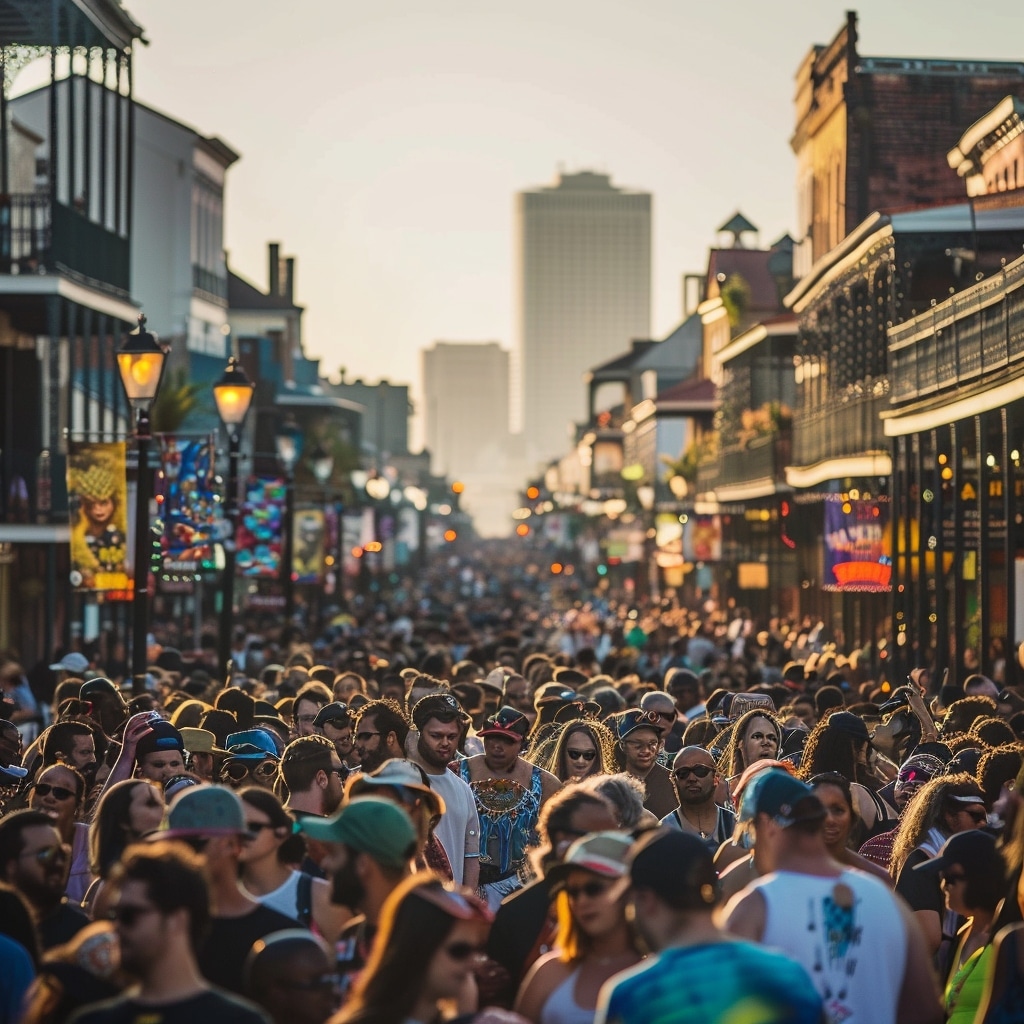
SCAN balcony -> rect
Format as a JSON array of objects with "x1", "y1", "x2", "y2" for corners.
[
  {"x1": 889, "y1": 257, "x2": 1024, "y2": 404},
  {"x1": 791, "y1": 387, "x2": 890, "y2": 469},
  {"x1": 0, "y1": 194, "x2": 129, "y2": 295},
  {"x1": 193, "y1": 263, "x2": 228, "y2": 302},
  {"x1": 695, "y1": 430, "x2": 792, "y2": 497}
]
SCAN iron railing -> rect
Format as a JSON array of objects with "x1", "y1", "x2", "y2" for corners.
[{"x1": 791, "y1": 388, "x2": 890, "y2": 467}]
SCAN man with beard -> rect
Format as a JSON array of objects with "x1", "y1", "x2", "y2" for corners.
[
  {"x1": 660, "y1": 746, "x2": 735, "y2": 852},
  {"x1": 351, "y1": 698, "x2": 408, "y2": 772},
  {"x1": 312, "y1": 701, "x2": 354, "y2": 765},
  {"x1": 408, "y1": 693, "x2": 480, "y2": 887},
  {"x1": 41, "y1": 721, "x2": 99, "y2": 782},
  {"x1": 299, "y1": 796, "x2": 417, "y2": 1004},
  {"x1": 70, "y1": 841, "x2": 270, "y2": 1024},
  {"x1": 162, "y1": 786, "x2": 298, "y2": 995},
  {"x1": 459, "y1": 706, "x2": 561, "y2": 910},
  {"x1": 0, "y1": 808, "x2": 87, "y2": 949},
  {"x1": 612, "y1": 710, "x2": 677, "y2": 819}
]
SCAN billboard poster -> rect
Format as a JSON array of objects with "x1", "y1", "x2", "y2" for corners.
[
  {"x1": 67, "y1": 442, "x2": 129, "y2": 591},
  {"x1": 292, "y1": 506, "x2": 326, "y2": 584},
  {"x1": 823, "y1": 495, "x2": 892, "y2": 592},
  {"x1": 682, "y1": 515, "x2": 722, "y2": 562},
  {"x1": 157, "y1": 435, "x2": 217, "y2": 573},
  {"x1": 236, "y1": 477, "x2": 285, "y2": 578}
]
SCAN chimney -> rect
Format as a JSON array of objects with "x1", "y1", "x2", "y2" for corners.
[
  {"x1": 268, "y1": 242, "x2": 280, "y2": 295},
  {"x1": 284, "y1": 257, "x2": 295, "y2": 302}
]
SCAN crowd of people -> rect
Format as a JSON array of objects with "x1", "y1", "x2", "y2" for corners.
[{"x1": 0, "y1": 591, "x2": 1023, "y2": 1024}]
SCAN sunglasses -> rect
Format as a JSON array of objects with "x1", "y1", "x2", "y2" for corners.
[
  {"x1": 674, "y1": 764, "x2": 714, "y2": 780},
  {"x1": 34, "y1": 783, "x2": 77, "y2": 801},
  {"x1": 245, "y1": 821, "x2": 279, "y2": 837},
  {"x1": 567, "y1": 749, "x2": 597, "y2": 762},
  {"x1": 354, "y1": 731, "x2": 381, "y2": 743},
  {"x1": 109, "y1": 904, "x2": 159, "y2": 927},
  {"x1": 564, "y1": 880, "x2": 612, "y2": 901},
  {"x1": 21, "y1": 844, "x2": 68, "y2": 867},
  {"x1": 443, "y1": 941, "x2": 486, "y2": 962},
  {"x1": 220, "y1": 759, "x2": 278, "y2": 782},
  {"x1": 324, "y1": 718, "x2": 351, "y2": 730},
  {"x1": 963, "y1": 809, "x2": 987, "y2": 825}
]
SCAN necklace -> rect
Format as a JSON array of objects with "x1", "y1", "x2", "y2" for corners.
[{"x1": 678, "y1": 805, "x2": 713, "y2": 839}]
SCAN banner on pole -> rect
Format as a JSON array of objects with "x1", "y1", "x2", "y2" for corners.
[
  {"x1": 236, "y1": 477, "x2": 285, "y2": 578},
  {"x1": 67, "y1": 442, "x2": 129, "y2": 591},
  {"x1": 156, "y1": 435, "x2": 217, "y2": 574},
  {"x1": 823, "y1": 495, "x2": 892, "y2": 592},
  {"x1": 292, "y1": 506, "x2": 326, "y2": 584}
]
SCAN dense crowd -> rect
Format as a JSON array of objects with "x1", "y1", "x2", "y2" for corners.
[{"x1": 0, "y1": 588, "x2": 1023, "y2": 1024}]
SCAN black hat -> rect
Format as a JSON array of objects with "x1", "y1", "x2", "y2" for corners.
[
  {"x1": 622, "y1": 829, "x2": 719, "y2": 910},
  {"x1": 155, "y1": 648, "x2": 185, "y2": 674},
  {"x1": 135, "y1": 720, "x2": 185, "y2": 760},
  {"x1": 80, "y1": 677, "x2": 126, "y2": 705},
  {"x1": 912, "y1": 829, "x2": 1002, "y2": 878},
  {"x1": 413, "y1": 692, "x2": 470, "y2": 731},
  {"x1": 313, "y1": 701, "x2": 351, "y2": 728},
  {"x1": 826, "y1": 711, "x2": 871, "y2": 744}
]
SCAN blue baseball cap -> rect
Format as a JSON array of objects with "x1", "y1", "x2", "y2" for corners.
[{"x1": 225, "y1": 728, "x2": 280, "y2": 761}]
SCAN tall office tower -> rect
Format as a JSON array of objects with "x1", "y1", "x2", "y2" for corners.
[
  {"x1": 515, "y1": 170, "x2": 651, "y2": 465},
  {"x1": 422, "y1": 341, "x2": 517, "y2": 536}
]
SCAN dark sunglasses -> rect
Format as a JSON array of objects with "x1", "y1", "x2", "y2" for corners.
[
  {"x1": 109, "y1": 904, "x2": 158, "y2": 927},
  {"x1": 567, "y1": 749, "x2": 597, "y2": 761},
  {"x1": 245, "y1": 822, "x2": 279, "y2": 837},
  {"x1": 220, "y1": 759, "x2": 278, "y2": 782},
  {"x1": 443, "y1": 941, "x2": 486, "y2": 962},
  {"x1": 34, "y1": 783, "x2": 77, "y2": 801},
  {"x1": 22, "y1": 844, "x2": 68, "y2": 867},
  {"x1": 324, "y1": 718, "x2": 351, "y2": 730},
  {"x1": 564, "y1": 880, "x2": 612, "y2": 901},
  {"x1": 674, "y1": 765, "x2": 714, "y2": 780}
]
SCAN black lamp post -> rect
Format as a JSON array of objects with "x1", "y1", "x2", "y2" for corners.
[
  {"x1": 116, "y1": 314, "x2": 166, "y2": 695},
  {"x1": 213, "y1": 356, "x2": 254, "y2": 683},
  {"x1": 275, "y1": 417, "x2": 301, "y2": 626}
]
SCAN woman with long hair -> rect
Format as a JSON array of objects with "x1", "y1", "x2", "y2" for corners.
[
  {"x1": 27, "y1": 763, "x2": 89, "y2": 904},
  {"x1": 83, "y1": 779, "x2": 164, "y2": 918},
  {"x1": 808, "y1": 773, "x2": 892, "y2": 885},
  {"x1": 515, "y1": 832, "x2": 641, "y2": 1024},
  {"x1": 332, "y1": 873, "x2": 493, "y2": 1024},
  {"x1": 890, "y1": 773, "x2": 988, "y2": 958},
  {"x1": 546, "y1": 721, "x2": 616, "y2": 784},
  {"x1": 238, "y1": 787, "x2": 349, "y2": 942},
  {"x1": 717, "y1": 709, "x2": 782, "y2": 781}
]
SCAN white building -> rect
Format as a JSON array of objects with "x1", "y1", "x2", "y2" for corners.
[
  {"x1": 421, "y1": 340, "x2": 519, "y2": 537},
  {"x1": 516, "y1": 170, "x2": 651, "y2": 467}
]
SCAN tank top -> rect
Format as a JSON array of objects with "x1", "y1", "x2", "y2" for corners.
[
  {"x1": 539, "y1": 968, "x2": 591, "y2": 1024},
  {"x1": 258, "y1": 870, "x2": 302, "y2": 920},
  {"x1": 459, "y1": 761, "x2": 543, "y2": 875},
  {"x1": 754, "y1": 868, "x2": 906, "y2": 1024}
]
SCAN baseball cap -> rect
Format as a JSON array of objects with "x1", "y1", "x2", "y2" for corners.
[
  {"x1": 612, "y1": 709, "x2": 663, "y2": 742},
  {"x1": 622, "y1": 829, "x2": 719, "y2": 910},
  {"x1": 224, "y1": 729, "x2": 280, "y2": 761},
  {"x1": 135, "y1": 721, "x2": 185, "y2": 760},
  {"x1": 737, "y1": 768, "x2": 825, "y2": 828},
  {"x1": 825, "y1": 711, "x2": 871, "y2": 744},
  {"x1": 412, "y1": 693, "x2": 469, "y2": 731},
  {"x1": 345, "y1": 758, "x2": 446, "y2": 818},
  {"x1": 163, "y1": 784, "x2": 246, "y2": 838},
  {"x1": 913, "y1": 829, "x2": 1004, "y2": 878},
  {"x1": 313, "y1": 702, "x2": 351, "y2": 728},
  {"x1": 80, "y1": 677, "x2": 126, "y2": 705},
  {"x1": 50, "y1": 653, "x2": 89, "y2": 674},
  {"x1": 478, "y1": 706, "x2": 529, "y2": 741},
  {"x1": 547, "y1": 831, "x2": 633, "y2": 888},
  {"x1": 298, "y1": 796, "x2": 417, "y2": 869}
]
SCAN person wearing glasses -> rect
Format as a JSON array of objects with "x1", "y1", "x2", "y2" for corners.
[
  {"x1": 237, "y1": 787, "x2": 349, "y2": 943},
  {"x1": 351, "y1": 699, "x2": 410, "y2": 774},
  {"x1": 218, "y1": 729, "x2": 282, "y2": 791},
  {"x1": 27, "y1": 763, "x2": 90, "y2": 904},
  {"x1": 611, "y1": 710, "x2": 676, "y2": 820},
  {"x1": 548, "y1": 721, "x2": 615, "y2": 784},
  {"x1": 912, "y1": 829, "x2": 1006, "y2": 1024},
  {"x1": 515, "y1": 832, "x2": 641, "y2": 1024},
  {"x1": 312, "y1": 701, "x2": 355, "y2": 765},
  {"x1": 71, "y1": 841, "x2": 271, "y2": 1024},
  {"x1": 293, "y1": 683, "x2": 332, "y2": 739},
  {"x1": 333, "y1": 873, "x2": 494, "y2": 1024},
  {"x1": 891, "y1": 774, "x2": 990, "y2": 961},
  {"x1": 0, "y1": 809, "x2": 87, "y2": 950},
  {"x1": 661, "y1": 747, "x2": 735, "y2": 852},
  {"x1": 244, "y1": 930, "x2": 336, "y2": 1024}
]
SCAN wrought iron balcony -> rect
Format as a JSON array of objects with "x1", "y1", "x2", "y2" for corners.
[
  {"x1": 0, "y1": 194, "x2": 129, "y2": 294},
  {"x1": 695, "y1": 430, "x2": 792, "y2": 495},
  {"x1": 791, "y1": 387, "x2": 890, "y2": 468}
]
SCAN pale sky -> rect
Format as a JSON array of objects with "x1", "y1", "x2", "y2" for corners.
[{"x1": 118, "y1": 1, "x2": 1022, "y2": 416}]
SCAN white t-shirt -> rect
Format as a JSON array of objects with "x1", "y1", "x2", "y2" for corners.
[{"x1": 420, "y1": 764, "x2": 480, "y2": 885}]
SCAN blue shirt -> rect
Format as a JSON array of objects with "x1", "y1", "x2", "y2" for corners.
[{"x1": 596, "y1": 939, "x2": 824, "y2": 1024}]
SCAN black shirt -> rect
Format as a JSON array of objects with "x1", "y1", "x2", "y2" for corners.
[
  {"x1": 39, "y1": 899, "x2": 90, "y2": 951},
  {"x1": 70, "y1": 988, "x2": 271, "y2": 1024},
  {"x1": 197, "y1": 904, "x2": 300, "y2": 995}
]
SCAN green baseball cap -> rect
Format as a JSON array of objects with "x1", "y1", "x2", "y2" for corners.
[{"x1": 298, "y1": 796, "x2": 417, "y2": 870}]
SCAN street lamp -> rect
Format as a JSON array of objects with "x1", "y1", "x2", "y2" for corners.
[
  {"x1": 636, "y1": 483, "x2": 657, "y2": 602},
  {"x1": 116, "y1": 314, "x2": 166, "y2": 695},
  {"x1": 213, "y1": 356, "x2": 254, "y2": 683},
  {"x1": 275, "y1": 417, "x2": 302, "y2": 626},
  {"x1": 311, "y1": 442, "x2": 334, "y2": 490}
]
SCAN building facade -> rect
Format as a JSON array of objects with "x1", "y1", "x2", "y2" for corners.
[{"x1": 516, "y1": 170, "x2": 651, "y2": 467}]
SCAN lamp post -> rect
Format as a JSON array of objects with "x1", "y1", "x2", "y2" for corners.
[
  {"x1": 116, "y1": 314, "x2": 166, "y2": 695},
  {"x1": 213, "y1": 356, "x2": 254, "y2": 684},
  {"x1": 310, "y1": 442, "x2": 333, "y2": 625},
  {"x1": 275, "y1": 417, "x2": 301, "y2": 626}
]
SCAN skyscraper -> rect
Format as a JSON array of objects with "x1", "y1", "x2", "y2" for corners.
[{"x1": 516, "y1": 170, "x2": 651, "y2": 466}]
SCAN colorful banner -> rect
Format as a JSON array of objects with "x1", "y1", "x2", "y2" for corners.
[
  {"x1": 236, "y1": 477, "x2": 285, "y2": 578},
  {"x1": 67, "y1": 441, "x2": 129, "y2": 591},
  {"x1": 823, "y1": 496, "x2": 892, "y2": 592},
  {"x1": 683, "y1": 515, "x2": 722, "y2": 562},
  {"x1": 292, "y1": 506, "x2": 326, "y2": 584},
  {"x1": 157, "y1": 436, "x2": 217, "y2": 573}
]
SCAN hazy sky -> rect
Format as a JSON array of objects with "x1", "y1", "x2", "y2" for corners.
[{"x1": 121, "y1": 1, "x2": 1020, "y2": 411}]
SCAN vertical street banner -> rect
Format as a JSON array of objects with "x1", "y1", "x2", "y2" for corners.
[
  {"x1": 823, "y1": 495, "x2": 892, "y2": 591},
  {"x1": 67, "y1": 441, "x2": 129, "y2": 591},
  {"x1": 236, "y1": 477, "x2": 286, "y2": 578},
  {"x1": 157, "y1": 436, "x2": 217, "y2": 574},
  {"x1": 292, "y1": 506, "x2": 326, "y2": 584}
]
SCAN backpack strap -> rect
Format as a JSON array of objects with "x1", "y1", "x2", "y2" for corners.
[{"x1": 296, "y1": 871, "x2": 314, "y2": 927}]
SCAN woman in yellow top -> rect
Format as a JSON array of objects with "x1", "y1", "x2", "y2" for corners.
[{"x1": 912, "y1": 828, "x2": 1006, "y2": 1024}]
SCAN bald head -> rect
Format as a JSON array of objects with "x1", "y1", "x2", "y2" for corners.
[{"x1": 673, "y1": 745, "x2": 716, "y2": 769}]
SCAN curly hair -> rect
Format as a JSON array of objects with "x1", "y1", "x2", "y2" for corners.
[
  {"x1": 977, "y1": 743, "x2": 1024, "y2": 805},
  {"x1": 798, "y1": 718, "x2": 865, "y2": 785},
  {"x1": 717, "y1": 709, "x2": 782, "y2": 778},
  {"x1": 969, "y1": 716, "x2": 1017, "y2": 748},
  {"x1": 354, "y1": 698, "x2": 410, "y2": 748},
  {"x1": 545, "y1": 720, "x2": 617, "y2": 782},
  {"x1": 889, "y1": 772, "x2": 985, "y2": 876}
]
